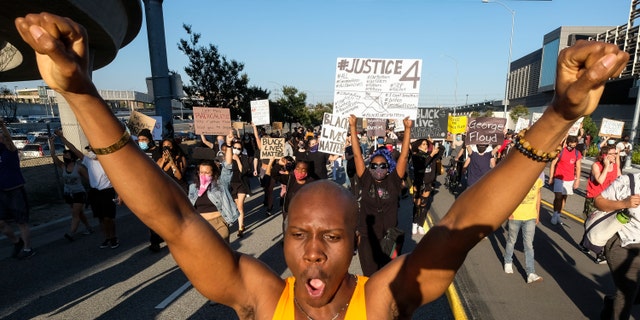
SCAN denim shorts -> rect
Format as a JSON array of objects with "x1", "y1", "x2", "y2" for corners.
[{"x1": 0, "y1": 186, "x2": 30, "y2": 224}]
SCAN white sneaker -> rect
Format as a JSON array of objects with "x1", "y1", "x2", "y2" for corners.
[
  {"x1": 504, "y1": 263, "x2": 513, "y2": 274},
  {"x1": 550, "y1": 212, "x2": 559, "y2": 225},
  {"x1": 412, "y1": 223, "x2": 418, "y2": 235},
  {"x1": 417, "y1": 226, "x2": 426, "y2": 235},
  {"x1": 527, "y1": 273, "x2": 543, "y2": 283}
]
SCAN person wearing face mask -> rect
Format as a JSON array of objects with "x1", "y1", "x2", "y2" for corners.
[
  {"x1": 349, "y1": 114, "x2": 413, "y2": 276},
  {"x1": 297, "y1": 137, "x2": 335, "y2": 180},
  {"x1": 463, "y1": 144, "x2": 496, "y2": 188},
  {"x1": 230, "y1": 139, "x2": 251, "y2": 237},
  {"x1": 273, "y1": 160, "x2": 315, "y2": 234},
  {"x1": 411, "y1": 139, "x2": 441, "y2": 235},
  {"x1": 136, "y1": 128, "x2": 160, "y2": 161},
  {"x1": 187, "y1": 131, "x2": 239, "y2": 243},
  {"x1": 56, "y1": 130, "x2": 121, "y2": 249},
  {"x1": 49, "y1": 143, "x2": 93, "y2": 242},
  {"x1": 548, "y1": 135, "x2": 582, "y2": 225}
]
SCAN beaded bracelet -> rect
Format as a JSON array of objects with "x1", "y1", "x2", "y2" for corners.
[
  {"x1": 513, "y1": 129, "x2": 562, "y2": 163},
  {"x1": 90, "y1": 130, "x2": 131, "y2": 155}
]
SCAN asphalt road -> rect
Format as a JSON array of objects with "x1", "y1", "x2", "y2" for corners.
[{"x1": 2, "y1": 152, "x2": 638, "y2": 319}]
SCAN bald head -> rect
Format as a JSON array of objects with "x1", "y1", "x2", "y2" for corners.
[{"x1": 287, "y1": 180, "x2": 358, "y2": 232}]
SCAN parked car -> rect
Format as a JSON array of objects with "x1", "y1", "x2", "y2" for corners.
[
  {"x1": 11, "y1": 135, "x2": 30, "y2": 150},
  {"x1": 20, "y1": 143, "x2": 65, "y2": 158}
]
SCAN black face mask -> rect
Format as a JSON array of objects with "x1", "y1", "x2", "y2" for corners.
[{"x1": 63, "y1": 158, "x2": 74, "y2": 165}]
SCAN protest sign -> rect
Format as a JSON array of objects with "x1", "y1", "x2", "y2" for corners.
[
  {"x1": 514, "y1": 117, "x2": 530, "y2": 133},
  {"x1": 318, "y1": 113, "x2": 350, "y2": 155},
  {"x1": 193, "y1": 107, "x2": 232, "y2": 135},
  {"x1": 448, "y1": 115, "x2": 468, "y2": 135},
  {"x1": 127, "y1": 111, "x2": 156, "y2": 136},
  {"x1": 333, "y1": 58, "x2": 422, "y2": 119},
  {"x1": 465, "y1": 117, "x2": 507, "y2": 145},
  {"x1": 568, "y1": 117, "x2": 584, "y2": 136},
  {"x1": 411, "y1": 108, "x2": 447, "y2": 139},
  {"x1": 531, "y1": 112, "x2": 543, "y2": 124},
  {"x1": 599, "y1": 118, "x2": 624, "y2": 138},
  {"x1": 366, "y1": 118, "x2": 387, "y2": 138},
  {"x1": 250, "y1": 99, "x2": 270, "y2": 126},
  {"x1": 232, "y1": 121, "x2": 245, "y2": 130},
  {"x1": 260, "y1": 138, "x2": 285, "y2": 159},
  {"x1": 272, "y1": 122, "x2": 283, "y2": 130}
]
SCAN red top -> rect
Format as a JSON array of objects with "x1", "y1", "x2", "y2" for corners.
[
  {"x1": 586, "y1": 161, "x2": 619, "y2": 198},
  {"x1": 553, "y1": 147, "x2": 582, "y2": 181}
]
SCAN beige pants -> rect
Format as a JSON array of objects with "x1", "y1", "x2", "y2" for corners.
[{"x1": 201, "y1": 214, "x2": 229, "y2": 243}]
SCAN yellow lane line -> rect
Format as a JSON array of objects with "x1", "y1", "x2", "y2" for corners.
[
  {"x1": 540, "y1": 199, "x2": 585, "y2": 224},
  {"x1": 423, "y1": 213, "x2": 469, "y2": 320}
]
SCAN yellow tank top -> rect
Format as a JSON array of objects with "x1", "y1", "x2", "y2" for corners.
[{"x1": 272, "y1": 275, "x2": 368, "y2": 319}]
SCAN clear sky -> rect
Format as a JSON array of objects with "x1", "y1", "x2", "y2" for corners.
[{"x1": 5, "y1": 0, "x2": 632, "y2": 107}]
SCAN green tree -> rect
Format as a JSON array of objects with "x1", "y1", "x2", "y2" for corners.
[
  {"x1": 178, "y1": 24, "x2": 250, "y2": 119},
  {"x1": 509, "y1": 105, "x2": 529, "y2": 122},
  {"x1": 470, "y1": 111, "x2": 480, "y2": 118},
  {"x1": 0, "y1": 86, "x2": 17, "y2": 120},
  {"x1": 276, "y1": 86, "x2": 308, "y2": 127},
  {"x1": 581, "y1": 115, "x2": 598, "y2": 138},
  {"x1": 483, "y1": 110, "x2": 494, "y2": 118},
  {"x1": 307, "y1": 102, "x2": 333, "y2": 127}
]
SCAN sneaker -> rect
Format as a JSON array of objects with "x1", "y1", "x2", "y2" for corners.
[
  {"x1": 550, "y1": 212, "x2": 560, "y2": 225},
  {"x1": 110, "y1": 238, "x2": 120, "y2": 249},
  {"x1": 595, "y1": 254, "x2": 607, "y2": 265},
  {"x1": 527, "y1": 273, "x2": 543, "y2": 283},
  {"x1": 99, "y1": 239, "x2": 110, "y2": 249},
  {"x1": 12, "y1": 238, "x2": 24, "y2": 258},
  {"x1": 16, "y1": 249, "x2": 36, "y2": 260},
  {"x1": 417, "y1": 226, "x2": 426, "y2": 235},
  {"x1": 580, "y1": 245, "x2": 590, "y2": 253},
  {"x1": 412, "y1": 223, "x2": 418, "y2": 235},
  {"x1": 504, "y1": 263, "x2": 514, "y2": 274},
  {"x1": 64, "y1": 233, "x2": 75, "y2": 242}
]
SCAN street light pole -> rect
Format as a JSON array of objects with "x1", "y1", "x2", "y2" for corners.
[{"x1": 482, "y1": 0, "x2": 515, "y2": 120}]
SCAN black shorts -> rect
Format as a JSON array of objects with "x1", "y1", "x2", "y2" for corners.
[
  {"x1": 64, "y1": 192, "x2": 87, "y2": 205},
  {"x1": 0, "y1": 186, "x2": 29, "y2": 224},
  {"x1": 88, "y1": 188, "x2": 117, "y2": 219},
  {"x1": 230, "y1": 182, "x2": 249, "y2": 199}
]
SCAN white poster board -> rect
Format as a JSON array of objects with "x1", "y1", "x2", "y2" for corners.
[
  {"x1": 333, "y1": 58, "x2": 422, "y2": 119},
  {"x1": 318, "y1": 113, "x2": 349, "y2": 155},
  {"x1": 599, "y1": 118, "x2": 624, "y2": 138},
  {"x1": 250, "y1": 99, "x2": 270, "y2": 126},
  {"x1": 514, "y1": 117, "x2": 530, "y2": 133},
  {"x1": 530, "y1": 112, "x2": 543, "y2": 125},
  {"x1": 568, "y1": 117, "x2": 584, "y2": 136},
  {"x1": 193, "y1": 107, "x2": 232, "y2": 135}
]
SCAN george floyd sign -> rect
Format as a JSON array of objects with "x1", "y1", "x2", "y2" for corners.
[{"x1": 465, "y1": 117, "x2": 506, "y2": 145}]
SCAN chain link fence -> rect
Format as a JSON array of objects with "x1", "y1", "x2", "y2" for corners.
[{"x1": 8, "y1": 121, "x2": 65, "y2": 207}]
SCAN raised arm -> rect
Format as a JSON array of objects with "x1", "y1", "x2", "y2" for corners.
[
  {"x1": 48, "y1": 135, "x2": 64, "y2": 168},
  {"x1": 55, "y1": 129, "x2": 84, "y2": 160},
  {"x1": 394, "y1": 117, "x2": 413, "y2": 179},
  {"x1": 349, "y1": 115, "x2": 366, "y2": 177},
  {"x1": 200, "y1": 134, "x2": 214, "y2": 149},
  {"x1": 370, "y1": 40, "x2": 630, "y2": 311},
  {"x1": 15, "y1": 12, "x2": 281, "y2": 311},
  {"x1": 251, "y1": 122, "x2": 262, "y2": 150}
]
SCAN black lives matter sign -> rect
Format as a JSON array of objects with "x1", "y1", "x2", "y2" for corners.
[{"x1": 411, "y1": 108, "x2": 447, "y2": 139}]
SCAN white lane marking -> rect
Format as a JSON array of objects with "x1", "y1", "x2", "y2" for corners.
[{"x1": 155, "y1": 281, "x2": 192, "y2": 309}]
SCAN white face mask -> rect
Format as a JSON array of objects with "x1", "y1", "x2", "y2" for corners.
[{"x1": 232, "y1": 149, "x2": 242, "y2": 155}]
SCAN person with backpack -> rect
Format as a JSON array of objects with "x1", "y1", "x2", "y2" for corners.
[
  {"x1": 548, "y1": 135, "x2": 582, "y2": 225},
  {"x1": 580, "y1": 145, "x2": 621, "y2": 263}
]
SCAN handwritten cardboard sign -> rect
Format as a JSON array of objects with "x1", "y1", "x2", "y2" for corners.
[
  {"x1": 599, "y1": 118, "x2": 624, "y2": 138},
  {"x1": 366, "y1": 118, "x2": 387, "y2": 138},
  {"x1": 250, "y1": 99, "x2": 270, "y2": 126},
  {"x1": 318, "y1": 113, "x2": 349, "y2": 156},
  {"x1": 272, "y1": 122, "x2": 283, "y2": 130},
  {"x1": 232, "y1": 121, "x2": 245, "y2": 130},
  {"x1": 127, "y1": 111, "x2": 156, "y2": 136},
  {"x1": 448, "y1": 115, "x2": 468, "y2": 135},
  {"x1": 260, "y1": 137, "x2": 285, "y2": 159},
  {"x1": 410, "y1": 108, "x2": 447, "y2": 139},
  {"x1": 333, "y1": 58, "x2": 422, "y2": 119},
  {"x1": 568, "y1": 117, "x2": 584, "y2": 136},
  {"x1": 465, "y1": 117, "x2": 507, "y2": 145},
  {"x1": 193, "y1": 107, "x2": 232, "y2": 135}
]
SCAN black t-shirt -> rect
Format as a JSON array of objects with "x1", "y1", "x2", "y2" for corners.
[
  {"x1": 283, "y1": 176, "x2": 315, "y2": 213},
  {"x1": 345, "y1": 146, "x2": 356, "y2": 177},
  {"x1": 299, "y1": 151, "x2": 329, "y2": 180},
  {"x1": 358, "y1": 169, "x2": 402, "y2": 236}
]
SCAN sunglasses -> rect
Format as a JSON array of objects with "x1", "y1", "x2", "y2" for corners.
[{"x1": 370, "y1": 163, "x2": 389, "y2": 170}]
